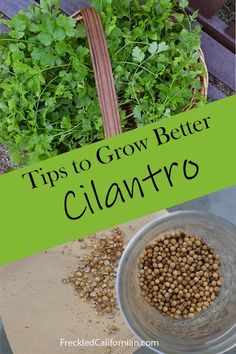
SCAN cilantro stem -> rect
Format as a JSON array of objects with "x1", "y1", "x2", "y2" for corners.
[
  {"x1": 52, "y1": 122, "x2": 82, "y2": 138},
  {"x1": 41, "y1": 63, "x2": 71, "y2": 73},
  {"x1": 0, "y1": 38, "x2": 37, "y2": 43},
  {"x1": 118, "y1": 61, "x2": 156, "y2": 76},
  {"x1": 116, "y1": 40, "x2": 150, "y2": 55},
  {"x1": 182, "y1": 8, "x2": 193, "y2": 32}
]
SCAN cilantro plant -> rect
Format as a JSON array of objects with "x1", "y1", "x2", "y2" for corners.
[
  {"x1": 97, "y1": 0, "x2": 205, "y2": 125},
  {"x1": 0, "y1": 0, "x2": 101, "y2": 164},
  {"x1": 0, "y1": 0, "x2": 205, "y2": 165}
]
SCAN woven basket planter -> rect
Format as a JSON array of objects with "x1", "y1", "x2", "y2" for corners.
[{"x1": 73, "y1": 8, "x2": 208, "y2": 138}]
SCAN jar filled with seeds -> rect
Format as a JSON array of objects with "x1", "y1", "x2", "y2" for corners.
[{"x1": 117, "y1": 212, "x2": 236, "y2": 354}]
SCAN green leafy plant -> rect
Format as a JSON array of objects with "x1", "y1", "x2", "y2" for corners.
[{"x1": 0, "y1": 0, "x2": 205, "y2": 165}]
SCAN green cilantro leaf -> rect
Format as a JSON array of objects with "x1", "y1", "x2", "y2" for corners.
[
  {"x1": 157, "y1": 42, "x2": 169, "y2": 53},
  {"x1": 179, "y1": 0, "x2": 189, "y2": 9},
  {"x1": 37, "y1": 32, "x2": 53, "y2": 46},
  {"x1": 148, "y1": 41, "x2": 158, "y2": 54},
  {"x1": 132, "y1": 46, "x2": 145, "y2": 62}
]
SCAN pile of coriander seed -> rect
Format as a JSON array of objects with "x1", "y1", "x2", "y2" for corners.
[
  {"x1": 63, "y1": 228, "x2": 125, "y2": 316},
  {"x1": 138, "y1": 231, "x2": 222, "y2": 320}
]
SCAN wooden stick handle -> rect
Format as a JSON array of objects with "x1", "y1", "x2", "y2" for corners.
[{"x1": 73, "y1": 8, "x2": 122, "y2": 138}]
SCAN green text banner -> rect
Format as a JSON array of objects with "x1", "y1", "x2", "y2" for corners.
[{"x1": 0, "y1": 95, "x2": 236, "y2": 264}]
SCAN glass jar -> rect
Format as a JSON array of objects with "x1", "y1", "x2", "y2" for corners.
[{"x1": 116, "y1": 211, "x2": 236, "y2": 354}]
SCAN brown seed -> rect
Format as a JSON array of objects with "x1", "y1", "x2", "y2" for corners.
[{"x1": 188, "y1": 313, "x2": 196, "y2": 319}]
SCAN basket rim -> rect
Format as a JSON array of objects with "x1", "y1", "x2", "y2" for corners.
[
  {"x1": 185, "y1": 48, "x2": 209, "y2": 112},
  {"x1": 199, "y1": 47, "x2": 209, "y2": 98}
]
